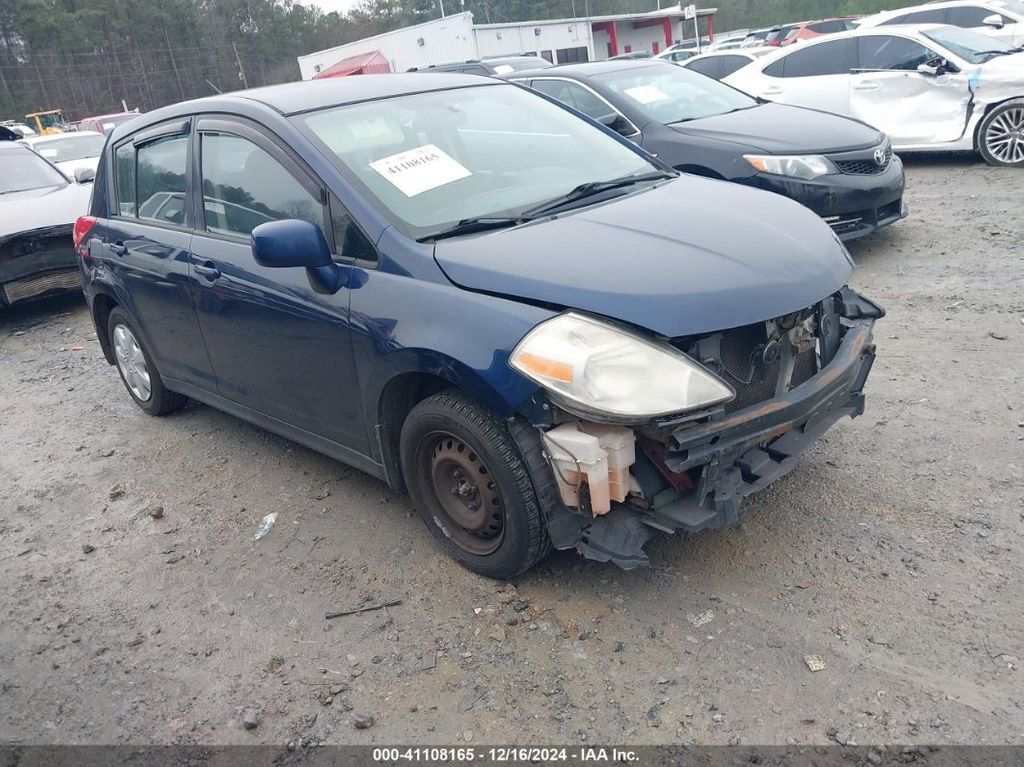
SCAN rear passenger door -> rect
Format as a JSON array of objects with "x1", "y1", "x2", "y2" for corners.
[
  {"x1": 106, "y1": 120, "x2": 215, "y2": 390},
  {"x1": 187, "y1": 117, "x2": 370, "y2": 453},
  {"x1": 755, "y1": 38, "x2": 857, "y2": 115}
]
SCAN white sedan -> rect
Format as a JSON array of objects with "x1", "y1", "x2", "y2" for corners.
[
  {"x1": 856, "y1": 0, "x2": 1024, "y2": 47},
  {"x1": 17, "y1": 131, "x2": 106, "y2": 177},
  {"x1": 725, "y1": 24, "x2": 1024, "y2": 165}
]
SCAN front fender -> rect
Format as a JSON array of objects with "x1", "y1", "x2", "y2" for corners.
[{"x1": 349, "y1": 266, "x2": 555, "y2": 441}]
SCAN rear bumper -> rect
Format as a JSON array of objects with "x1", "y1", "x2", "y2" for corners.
[{"x1": 750, "y1": 156, "x2": 906, "y2": 241}]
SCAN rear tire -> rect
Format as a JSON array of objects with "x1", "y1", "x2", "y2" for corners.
[
  {"x1": 978, "y1": 99, "x2": 1024, "y2": 167},
  {"x1": 400, "y1": 391, "x2": 550, "y2": 579},
  {"x1": 107, "y1": 308, "x2": 185, "y2": 416}
]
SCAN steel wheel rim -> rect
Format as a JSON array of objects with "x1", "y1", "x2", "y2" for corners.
[
  {"x1": 112, "y1": 324, "x2": 152, "y2": 402},
  {"x1": 985, "y1": 107, "x2": 1024, "y2": 165},
  {"x1": 421, "y1": 432, "x2": 504, "y2": 556}
]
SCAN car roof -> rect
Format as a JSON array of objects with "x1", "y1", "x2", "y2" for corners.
[
  {"x1": 81, "y1": 112, "x2": 138, "y2": 120},
  {"x1": 505, "y1": 58, "x2": 674, "y2": 80},
  {"x1": 22, "y1": 130, "x2": 104, "y2": 144},
  {"x1": 0, "y1": 140, "x2": 33, "y2": 153}
]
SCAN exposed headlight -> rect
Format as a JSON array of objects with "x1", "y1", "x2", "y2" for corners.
[
  {"x1": 743, "y1": 154, "x2": 833, "y2": 180},
  {"x1": 509, "y1": 312, "x2": 734, "y2": 422}
]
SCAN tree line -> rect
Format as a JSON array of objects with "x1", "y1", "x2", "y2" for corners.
[{"x1": 1, "y1": 0, "x2": 894, "y2": 122}]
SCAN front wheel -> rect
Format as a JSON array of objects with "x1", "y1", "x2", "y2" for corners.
[
  {"x1": 978, "y1": 99, "x2": 1024, "y2": 167},
  {"x1": 400, "y1": 391, "x2": 550, "y2": 579}
]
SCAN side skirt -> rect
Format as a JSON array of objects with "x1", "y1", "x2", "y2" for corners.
[{"x1": 166, "y1": 378, "x2": 388, "y2": 484}]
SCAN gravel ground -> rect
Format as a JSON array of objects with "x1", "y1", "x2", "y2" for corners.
[{"x1": 1, "y1": 155, "x2": 1022, "y2": 748}]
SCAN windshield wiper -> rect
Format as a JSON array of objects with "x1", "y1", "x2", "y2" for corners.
[
  {"x1": 521, "y1": 170, "x2": 676, "y2": 219},
  {"x1": 417, "y1": 216, "x2": 525, "y2": 242},
  {"x1": 978, "y1": 46, "x2": 1023, "y2": 57}
]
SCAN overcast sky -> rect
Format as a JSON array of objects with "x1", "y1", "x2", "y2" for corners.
[{"x1": 310, "y1": 0, "x2": 364, "y2": 15}]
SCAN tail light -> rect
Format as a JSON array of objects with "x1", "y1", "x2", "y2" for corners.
[{"x1": 73, "y1": 215, "x2": 96, "y2": 255}]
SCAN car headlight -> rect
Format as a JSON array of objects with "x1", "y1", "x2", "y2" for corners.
[
  {"x1": 509, "y1": 312, "x2": 734, "y2": 422},
  {"x1": 743, "y1": 154, "x2": 833, "y2": 180}
]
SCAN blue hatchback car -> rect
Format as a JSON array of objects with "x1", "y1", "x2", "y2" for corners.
[{"x1": 75, "y1": 74, "x2": 883, "y2": 577}]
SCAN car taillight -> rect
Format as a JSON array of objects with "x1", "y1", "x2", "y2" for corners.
[{"x1": 73, "y1": 216, "x2": 96, "y2": 255}]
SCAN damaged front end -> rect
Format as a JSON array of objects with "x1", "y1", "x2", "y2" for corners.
[
  {"x1": 515, "y1": 287, "x2": 883, "y2": 569},
  {"x1": 0, "y1": 224, "x2": 80, "y2": 306}
]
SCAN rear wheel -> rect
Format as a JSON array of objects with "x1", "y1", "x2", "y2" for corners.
[
  {"x1": 400, "y1": 391, "x2": 550, "y2": 578},
  {"x1": 978, "y1": 99, "x2": 1024, "y2": 167},
  {"x1": 107, "y1": 308, "x2": 185, "y2": 416}
]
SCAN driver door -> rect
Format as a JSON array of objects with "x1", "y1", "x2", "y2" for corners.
[{"x1": 850, "y1": 35, "x2": 971, "y2": 145}]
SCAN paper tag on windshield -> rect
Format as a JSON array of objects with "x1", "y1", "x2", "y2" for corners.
[
  {"x1": 623, "y1": 85, "x2": 670, "y2": 104},
  {"x1": 369, "y1": 144, "x2": 471, "y2": 197},
  {"x1": 39, "y1": 148, "x2": 58, "y2": 158}
]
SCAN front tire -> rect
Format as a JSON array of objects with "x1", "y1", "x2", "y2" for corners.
[
  {"x1": 978, "y1": 99, "x2": 1024, "y2": 167},
  {"x1": 400, "y1": 391, "x2": 550, "y2": 579},
  {"x1": 107, "y1": 308, "x2": 185, "y2": 416}
]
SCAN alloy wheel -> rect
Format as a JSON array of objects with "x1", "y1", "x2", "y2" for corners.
[
  {"x1": 112, "y1": 324, "x2": 152, "y2": 402},
  {"x1": 985, "y1": 107, "x2": 1024, "y2": 165}
]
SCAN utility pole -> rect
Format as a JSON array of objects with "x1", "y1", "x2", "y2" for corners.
[
  {"x1": 438, "y1": 0, "x2": 446, "y2": 17},
  {"x1": 233, "y1": 42, "x2": 249, "y2": 89}
]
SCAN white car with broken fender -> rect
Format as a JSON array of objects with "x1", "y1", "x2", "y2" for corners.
[{"x1": 725, "y1": 24, "x2": 1024, "y2": 166}]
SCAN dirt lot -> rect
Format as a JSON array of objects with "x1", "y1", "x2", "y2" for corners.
[{"x1": 1, "y1": 156, "x2": 1022, "y2": 748}]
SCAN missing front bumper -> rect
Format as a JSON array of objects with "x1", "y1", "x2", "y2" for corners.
[{"x1": 541, "y1": 293, "x2": 881, "y2": 569}]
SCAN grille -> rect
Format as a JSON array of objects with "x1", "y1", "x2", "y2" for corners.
[
  {"x1": 2, "y1": 268, "x2": 81, "y2": 304},
  {"x1": 834, "y1": 146, "x2": 892, "y2": 175}
]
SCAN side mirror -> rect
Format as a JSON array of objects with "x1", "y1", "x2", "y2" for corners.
[
  {"x1": 982, "y1": 13, "x2": 1004, "y2": 27},
  {"x1": 251, "y1": 219, "x2": 346, "y2": 294},
  {"x1": 917, "y1": 62, "x2": 940, "y2": 76},
  {"x1": 74, "y1": 167, "x2": 95, "y2": 184}
]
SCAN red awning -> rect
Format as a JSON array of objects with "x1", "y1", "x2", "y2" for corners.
[{"x1": 313, "y1": 50, "x2": 391, "y2": 79}]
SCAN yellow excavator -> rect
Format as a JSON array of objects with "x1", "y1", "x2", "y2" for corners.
[{"x1": 24, "y1": 109, "x2": 67, "y2": 135}]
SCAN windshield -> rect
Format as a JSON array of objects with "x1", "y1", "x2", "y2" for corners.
[
  {"x1": 1, "y1": 149, "x2": 68, "y2": 193},
  {"x1": 992, "y1": 0, "x2": 1024, "y2": 15},
  {"x1": 30, "y1": 134, "x2": 105, "y2": 163},
  {"x1": 594, "y1": 64, "x2": 758, "y2": 124},
  {"x1": 922, "y1": 25, "x2": 1016, "y2": 62},
  {"x1": 294, "y1": 83, "x2": 654, "y2": 239}
]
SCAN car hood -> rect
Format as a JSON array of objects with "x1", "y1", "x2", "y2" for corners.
[
  {"x1": 0, "y1": 183, "x2": 91, "y2": 237},
  {"x1": 670, "y1": 102, "x2": 883, "y2": 154},
  {"x1": 433, "y1": 176, "x2": 854, "y2": 338}
]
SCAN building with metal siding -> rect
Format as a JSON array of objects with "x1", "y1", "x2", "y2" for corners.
[{"x1": 297, "y1": 7, "x2": 717, "y2": 80}]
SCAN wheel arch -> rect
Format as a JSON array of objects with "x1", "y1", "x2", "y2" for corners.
[{"x1": 91, "y1": 291, "x2": 119, "y2": 365}]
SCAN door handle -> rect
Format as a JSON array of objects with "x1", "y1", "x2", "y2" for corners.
[
  {"x1": 193, "y1": 260, "x2": 221, "y2": 280},
  {"x1": 853, "y1": 81, "x2": 879, "y2": 90},
  {"x1": 110, "y1": 241, "x2": 128, "y2": 257}
]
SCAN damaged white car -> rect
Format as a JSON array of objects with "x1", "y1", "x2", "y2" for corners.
[{"x1": 725, "y1": 24, "x2": 1024, "y2": 166}]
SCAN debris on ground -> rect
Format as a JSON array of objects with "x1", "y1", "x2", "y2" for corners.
[
  {"x1": 241, "y1": 708, "x2": 260, "y2": 730},
  {"x1": 325, "y1": 598, "x2": 401, "y2": 620},
  {"x1": 252, "y1": 512, "x2": 278, "y2": 541},
  {"x1": 804, "y1": 654, "x2": 827, "y2": 672},
  {"x1": 353, "y1": 713, "x2": 374, "y2": 730}
]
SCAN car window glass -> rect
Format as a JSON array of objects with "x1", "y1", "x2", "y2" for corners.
[
  {"x1": 771, "y1": 38, "x2": 856, "y2": 76},
  {"x1": 114, "y1": 143, "x2": 136, "y2": 217},
  {"x1": 200, "y1": 132, "x2": 324, "y2": 238},
  {"x1": 686, "y1": 57, "x2": 722, "y2": 78},
  {"x1": 331, "y1": 199, "x2": 377, "y2": 262},
  {"x1": 531, "y1": 80, "x2": 611, "y2": 119},
  {"x1": 719, "y1": 55, "x2": 751, "y2": 77},
  {"x1": 884, "y1": 8, "x2": 947, "y2": 23},
  {"x1": 136, "y1": 135, "x2": 187, "y2": 226},
  {"x1": 947, "y1": 5, "x2": 1008, "y2": 25},
  {"x1": 858, "y1": 35, "x2": 939, "y2": 70},
  {"x1": 596, "y1": 64, "x2": 757, "y2": 122}
]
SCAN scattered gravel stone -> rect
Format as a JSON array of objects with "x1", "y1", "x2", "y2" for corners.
[
  {"x1": 353, "y1": 713, "x2": 375, "y2": 730},
  {"x1": 82, "y1": 544, "x2": 96, "y2": 554},
  {"x1": 241, "y1": 708, "x2": 260, "y2": 730}
]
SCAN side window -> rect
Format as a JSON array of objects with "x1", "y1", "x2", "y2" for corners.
[
  {"x1": 948, "y1": 6, "x2": 1007, "y2": 25},
  {"x1": 114, "y1": 143, "x2": 136, "y2": 217},
  {"x1": 770, "y1": 38, "x2": 856, "y2": 77},
  {"x1": 884, "y1": 8, "x2": 947, "y2": 24},
  {"x1": 686, "y1": 57, "x2": 723, "y2": 79},
  {"x1": 136, "y1": 135, "x2": 188, "y2": 225},
  {"x1": 719, "y1": 55, "x2": 751, "y2": 78},
  {"x1": 858, "y1": 35, "x2": 940, "y2": 71},
  {"x1": 809, "y1": 19, "x2": 848, "y2": 33},
  {"x1": 330, "y1": 197, "x2": 377, "y2": 263},
  {"x1": 531, "y1": 79, "x2": 610, "y2": 119},
  {"x1": 200, "y1": 132, "x2": 324, "y2": 238}
]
